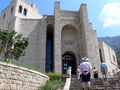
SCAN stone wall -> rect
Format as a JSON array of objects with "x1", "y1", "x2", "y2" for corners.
[
  {"x1": 14, "y1": 17, "x2": 47, "y2": 73},
  {"x1": 99, "y1": 41, "x2": 119, "y2": 76},
  {"x1": 0, "y1": 0, "x2": 15, "y2": 30},
  {"x1": 0, "y1": 61, "x2": 49, "y2": 90}
]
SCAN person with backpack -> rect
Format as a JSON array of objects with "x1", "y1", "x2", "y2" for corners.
[
  {"x1": 100, "y1": 61, "x2": 108, "y2": 80},
  {"x1": 93, "y1": 67, "x2": 98, "y2": 78}
]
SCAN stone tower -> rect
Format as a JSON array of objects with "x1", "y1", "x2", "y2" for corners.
[{"x1": 53, "y1": 2, "x2": 101, "y2": 74}]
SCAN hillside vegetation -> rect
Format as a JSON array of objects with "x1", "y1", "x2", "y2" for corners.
[{"x1": 98, "y1": 35, "x2": 120, "y2": 59}]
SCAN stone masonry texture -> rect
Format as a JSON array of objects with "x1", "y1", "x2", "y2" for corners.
[{"x1": 0, "y1": 62, "x2": 49, "y2": 90}]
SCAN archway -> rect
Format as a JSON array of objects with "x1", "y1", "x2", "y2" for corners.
[{"x1": 62, "y1": 52, "x2": 77, "y2": 74}]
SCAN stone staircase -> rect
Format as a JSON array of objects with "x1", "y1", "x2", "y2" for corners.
[
  {"x1": 70, "y1": 78, "x2": 82, "y2": 90},
  {"x1": 70, "y1": 77, "x2": 120, "y2": 90}
]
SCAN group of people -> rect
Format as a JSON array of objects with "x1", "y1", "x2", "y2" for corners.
[{"x1": 67, "y1": 57, "x2": 108, "y2": 90}]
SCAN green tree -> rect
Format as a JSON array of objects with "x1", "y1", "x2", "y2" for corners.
[{"x1": 0, "y1": 29, "x2": 29, "y2": 61}]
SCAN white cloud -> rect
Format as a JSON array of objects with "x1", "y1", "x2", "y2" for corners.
[{"x1": 99, "y1": 2, "x2": 120, "y2": 28}]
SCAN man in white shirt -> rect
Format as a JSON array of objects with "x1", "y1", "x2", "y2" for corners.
[
  {"x1": 80, "y1": 57, "x2": 92, "y2": 90},
  {"x1": 67, "y1": 66, "x2": 72, "y2": 78}
]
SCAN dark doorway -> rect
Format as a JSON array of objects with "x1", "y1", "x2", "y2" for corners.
[
  {"x1": 46, "y1": 24, "x2": 54, "y2": 72},
  {"x1": 62, "y1": 53, "x2": 76, "y2": 74}
]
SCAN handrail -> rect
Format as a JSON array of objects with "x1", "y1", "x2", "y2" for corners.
[{"x1": 63, "y1": 78, "x2": 71, "y2": 90}]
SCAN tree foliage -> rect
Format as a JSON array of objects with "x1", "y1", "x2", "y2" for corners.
[{"x1": 0, "y1": 29, "x2": 29, "y2": 60}]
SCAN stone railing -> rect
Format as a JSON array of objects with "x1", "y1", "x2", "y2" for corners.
[
  {"x1": 63, "y1": 78, "x2": 71, "y2": 90},
  {"x1": 0, "y1": 61, "x2": 49, "y2": 90}
]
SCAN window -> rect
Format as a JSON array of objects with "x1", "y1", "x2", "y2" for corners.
[
  {"x1": 18, "y1": 6, "x2": 22, "y2": 13},
  {"x1": 11, "y1": 6, "x2": 13, "y2": 13},
  {"x1": 3, "y1": 13, "x2": 6, "y2": 19},
  {"x1": 46, "y1": 25, "x2": 54, "y2": 73},
  {"x1": 46, "y1": 40, "x2": 52, "y2": 72},
  {"x1": 113, "y1": 55, "x2": 116, "y2": 62},
  {"x1": 99, "y1": 49, "x2": 103, "y2": 63},
  {"x1": 23, "y1": 8, "x2": 27, "y2": 16}
]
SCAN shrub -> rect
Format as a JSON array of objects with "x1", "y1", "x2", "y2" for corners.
[
  {"x1": 46, "y1": 72, "x2": 62, "y2": 80},
  {"x1": 0, "y1": 29, "x2": 29, "y2": 60},
  {"x1": 39, "y1": 73, "x2": 64, "y2": 90}
]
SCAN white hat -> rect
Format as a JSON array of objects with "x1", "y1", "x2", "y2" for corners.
[
  {"x1": 82, "y1": 57, "x2": 89, "y2": 61},
  {"x1": 68, "y1": 66, "x2": 71, "y2": 69}
]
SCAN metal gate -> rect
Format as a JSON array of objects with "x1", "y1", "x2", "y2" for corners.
[{"x1": 62, "y1": 53, "x2": 76, "y2": 74}]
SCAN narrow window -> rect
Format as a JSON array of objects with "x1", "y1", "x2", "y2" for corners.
[
  {"x1": 11, "y1": 6, "x2": 13, "y2": 13},
  {"x1": 113, "y1": 55, "x2": 116, "y2": 61},
  {"x1": 99, "y1": 49, "x2": 103, "y2": 63},
  {"x1": 18, "y1": 6, "x2": 22, "y2": 13},
  {"x1": 3, "y1": 13, "x2": 6, "y2": 19},
  {"x1": 23, "y1": 8, "x2": 27, "y2": 16}
]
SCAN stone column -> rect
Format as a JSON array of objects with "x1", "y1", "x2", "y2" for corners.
[
  {"x1": 39, "y1": 16, "x2": 47, "y2": 72},
  {"x1": 79, "y1": 4, "x2": 89, "y2": 57},
  {"x1": 54, "y1": 2, "x2": 62, "y2": 74}
]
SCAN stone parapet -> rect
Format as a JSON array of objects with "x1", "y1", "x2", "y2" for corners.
[{"x1": 0, "y1": 61, "x2": 49, "y2": 90}]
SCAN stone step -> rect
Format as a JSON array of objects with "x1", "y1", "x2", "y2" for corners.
[{"x1": 70, "y1": 77, "x2": 120, "y2": 90}]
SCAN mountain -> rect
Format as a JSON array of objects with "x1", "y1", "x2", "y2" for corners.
[{"x1": 98, "y1": 35, "x2": 120, "y2": 59}]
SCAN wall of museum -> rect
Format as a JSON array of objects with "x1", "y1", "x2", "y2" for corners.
[
  {"x1": 14, "y1": 17, "x2": 47, "y2": 73},
  {"x1": 90, "y1": 25, "x2": 101, "y2": 77},
  {"x1": 99, "y1": 41, "x2": 119, "y2": 76},
  {"x1": 79, "y1": 4, "x2": 101, "y2": 73},
  {"x1": 0, "y1": 0, "x2": 15, "y2": 30}
]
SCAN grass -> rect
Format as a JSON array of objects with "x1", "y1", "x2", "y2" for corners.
[{"x1": 0, "y1": 58, "x2": 41, "y2": 72}]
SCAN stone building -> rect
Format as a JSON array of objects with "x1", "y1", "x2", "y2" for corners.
[
  {"x1": 99, "y1": 41, "x2": 118, "y2": 76},
  {"x1": 0, "y1": 0, "x2": 118, "y2": 76}
]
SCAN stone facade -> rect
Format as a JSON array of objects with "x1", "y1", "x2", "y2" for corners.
[
  {"x1": 99, "y1": 41, "x2": 119, "y2": 76},
  {"x1": 0, "y1": 61, "x2": 49, "y2": 90},
  {"x1": 0, "y1": 0, "x2": 118, "y2": 76}
]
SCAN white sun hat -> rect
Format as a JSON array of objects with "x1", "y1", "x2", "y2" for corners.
[{"x1": 82, "y1": 57, "x2": 89, "y2": 61}]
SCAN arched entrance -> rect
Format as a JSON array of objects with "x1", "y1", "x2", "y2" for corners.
[{"x1": 62, "y1": 52, "x2": 77, "y2": 74}]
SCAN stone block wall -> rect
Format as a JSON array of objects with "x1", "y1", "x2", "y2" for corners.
[
  {"x1": 0, "y1": 62, "x2": 49, "y2": 90},
  {"x1": 0, "y1": 0, "x2": 15, "y2": 30},
  {"x1": 99, "y1": 41, "x2": 118, "y2": 76},
  {"x1": 14, "y1": 17, "x2": 47, "y2": 73}
]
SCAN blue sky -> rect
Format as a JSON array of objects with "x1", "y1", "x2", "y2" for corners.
[{"x1": 0, "y1": 0, "x2": 120, "y2": 37}]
